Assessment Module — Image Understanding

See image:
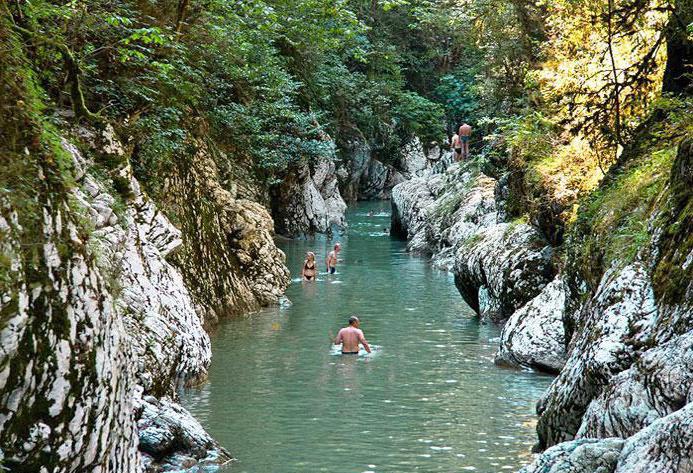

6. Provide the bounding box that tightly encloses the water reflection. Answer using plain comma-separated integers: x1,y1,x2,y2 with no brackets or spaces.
181,201,553,473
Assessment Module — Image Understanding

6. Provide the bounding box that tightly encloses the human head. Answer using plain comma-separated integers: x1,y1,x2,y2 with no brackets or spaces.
334,242,342,252
306,251,315,261
348,315,360,327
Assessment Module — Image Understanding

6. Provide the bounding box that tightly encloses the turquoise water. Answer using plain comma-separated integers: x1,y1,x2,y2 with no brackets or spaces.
181,201,553,473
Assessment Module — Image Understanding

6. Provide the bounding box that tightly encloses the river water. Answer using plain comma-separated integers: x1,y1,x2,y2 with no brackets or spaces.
181,201,553,473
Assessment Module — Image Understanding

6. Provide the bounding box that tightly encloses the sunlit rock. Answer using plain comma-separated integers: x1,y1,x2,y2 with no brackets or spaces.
536,263,659,449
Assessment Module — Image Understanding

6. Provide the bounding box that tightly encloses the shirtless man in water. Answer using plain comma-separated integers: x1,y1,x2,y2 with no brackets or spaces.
334,316,371,354
326,242,341,274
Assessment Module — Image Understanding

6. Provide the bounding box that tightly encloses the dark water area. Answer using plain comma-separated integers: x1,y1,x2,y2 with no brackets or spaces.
181,201,553,473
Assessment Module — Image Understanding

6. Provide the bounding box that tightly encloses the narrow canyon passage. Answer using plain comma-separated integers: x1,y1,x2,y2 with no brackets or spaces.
181,201,554,472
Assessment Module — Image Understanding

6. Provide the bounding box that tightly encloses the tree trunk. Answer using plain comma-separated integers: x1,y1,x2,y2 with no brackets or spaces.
662,0,693,94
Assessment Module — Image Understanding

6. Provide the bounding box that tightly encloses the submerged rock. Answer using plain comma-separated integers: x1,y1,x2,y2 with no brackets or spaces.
137,396,233,472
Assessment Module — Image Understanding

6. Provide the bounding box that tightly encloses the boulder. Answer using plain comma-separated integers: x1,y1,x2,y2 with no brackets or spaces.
518,438,624,473
577,331,693,439
520,404,693,473
137,396,233,472
495,277,568,373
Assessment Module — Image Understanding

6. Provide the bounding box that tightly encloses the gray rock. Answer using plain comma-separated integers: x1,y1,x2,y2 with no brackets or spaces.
273,156,347,237
577,331,693,439
536,263,659,449
164,140,291,323
521,404,693,473
0,189,140,471
614,402,693,473
391,161,554,322
496,277,568,373
137,396,233,472
518,438,625,473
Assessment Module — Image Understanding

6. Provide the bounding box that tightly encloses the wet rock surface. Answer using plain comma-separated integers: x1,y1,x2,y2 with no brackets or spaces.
138,396,232,472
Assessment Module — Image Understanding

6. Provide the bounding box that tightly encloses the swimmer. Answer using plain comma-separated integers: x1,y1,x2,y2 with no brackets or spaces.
301,251,317,281
326,242,341,274
334,315,371,354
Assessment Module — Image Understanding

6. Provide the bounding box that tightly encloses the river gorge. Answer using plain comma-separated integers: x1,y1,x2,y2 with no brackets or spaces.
181,202,553,472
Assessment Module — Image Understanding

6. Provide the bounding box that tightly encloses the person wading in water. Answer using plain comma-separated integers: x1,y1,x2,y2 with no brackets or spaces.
334,315,371,354
458,123,472,161
326,242,341,274
301,251,317,281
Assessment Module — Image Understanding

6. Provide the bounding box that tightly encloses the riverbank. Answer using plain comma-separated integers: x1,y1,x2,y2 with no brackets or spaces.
390,137,693,472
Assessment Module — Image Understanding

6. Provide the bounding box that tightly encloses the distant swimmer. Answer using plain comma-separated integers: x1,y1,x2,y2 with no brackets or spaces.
334,315,371,354
301,251,317,281
326,242,341,274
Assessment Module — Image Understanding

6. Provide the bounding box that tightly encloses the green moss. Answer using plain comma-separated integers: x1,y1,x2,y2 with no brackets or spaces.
566,100,692,290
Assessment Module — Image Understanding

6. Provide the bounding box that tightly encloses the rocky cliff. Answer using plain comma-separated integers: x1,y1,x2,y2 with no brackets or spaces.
339,136,433,201
0,42,289,469
0,125,239,471
391,130,692,472
271,154,348,238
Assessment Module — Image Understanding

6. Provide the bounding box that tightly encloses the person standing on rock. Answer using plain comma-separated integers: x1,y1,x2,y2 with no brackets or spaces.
450,131,462,161
326,242,341,274
334,315,371,354
301,252,317,281
458,123,472,161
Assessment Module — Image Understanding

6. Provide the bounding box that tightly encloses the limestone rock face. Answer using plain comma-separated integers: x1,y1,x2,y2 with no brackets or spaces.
339,137,424,201
1,135,232,472
577,331,693,440
272,156,347,238
399,136,428,178
536,263,659,448
521,404,693,473
137,396,232,471
81,176,212,397
495,278,568,373
0,171,140,472
165,140,291,322
67,132,212,397
391,161,554,323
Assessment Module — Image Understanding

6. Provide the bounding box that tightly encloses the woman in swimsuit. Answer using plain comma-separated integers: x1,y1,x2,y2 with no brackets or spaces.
450,133,462,161
301,252,317,281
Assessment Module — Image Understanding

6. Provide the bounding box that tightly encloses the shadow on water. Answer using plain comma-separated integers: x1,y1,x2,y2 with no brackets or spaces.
181,201,554,473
